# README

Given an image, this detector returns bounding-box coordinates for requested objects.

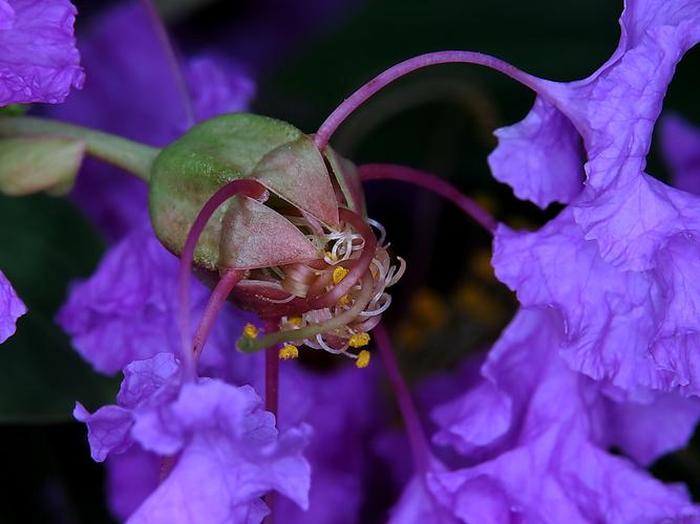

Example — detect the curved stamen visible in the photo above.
[314,50,547,150]
[178,179,266,380]
[359,163,497,234]
[302,208,377,309]
[192,269,244,360]
[374,324,431,473]
[239,275,375,352]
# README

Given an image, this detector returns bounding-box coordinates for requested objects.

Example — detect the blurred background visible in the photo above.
[0,0,698,521]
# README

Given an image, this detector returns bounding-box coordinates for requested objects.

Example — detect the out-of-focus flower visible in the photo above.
[57,225,253,377]
[100,357,383,523]
[49,0,254,240]
[75,352,311,523]
[486,0,700,400]
[388,309,700,522]
[0,0,83,343]
[0,0,83,106]
[0,269,25,343]
[661,114,700,194]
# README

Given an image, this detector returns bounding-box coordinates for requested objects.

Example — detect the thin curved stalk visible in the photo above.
[0,116,158,181]
[314,50,547,150]
[359,163,498,233]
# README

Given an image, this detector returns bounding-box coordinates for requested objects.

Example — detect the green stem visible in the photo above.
[238,275,375,352]
[0,116,159,182]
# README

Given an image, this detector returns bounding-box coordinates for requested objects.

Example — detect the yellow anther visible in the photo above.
[332,266,349,285]
[325,250,337,261]
[348,332,370,348]
[287,316,303,327]
[355,350,371,368]
[279,344,299,360]
[243,323,258,339]
[338,294,351,306]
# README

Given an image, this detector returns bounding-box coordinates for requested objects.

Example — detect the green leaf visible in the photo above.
[0,137,85,196]
[0,194,117,423]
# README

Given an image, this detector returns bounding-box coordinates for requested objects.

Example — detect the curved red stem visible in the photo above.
[192,269,244,360]
[178,179,266,380]
[359,163,497,233]
[374,324,431,473]
[314,50,547,150]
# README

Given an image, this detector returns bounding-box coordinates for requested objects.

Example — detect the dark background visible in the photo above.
[0,0,698,521]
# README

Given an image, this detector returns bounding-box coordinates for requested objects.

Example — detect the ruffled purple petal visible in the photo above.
[418,308,700,522]
[73,402,133,462]
[76,354,311,521]
[0,270,26,343]
[493,210,700,399]
[488,96,584,209]
[129,380,311,522]
[0,0,83,106]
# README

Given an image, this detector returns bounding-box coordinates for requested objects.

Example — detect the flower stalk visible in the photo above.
[0,115,159,181]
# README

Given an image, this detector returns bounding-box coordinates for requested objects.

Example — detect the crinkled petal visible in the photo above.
[116,352,180,409]
[73,402,133,462]
[0,270,26,343]
[493,214,660,398]
[0,0,83,106]
[428,433,698,523]
[423,308,700,522]
[493,210,700,399]
[488,96,584,208]
[129,380,311,522]
[431,381,511,455]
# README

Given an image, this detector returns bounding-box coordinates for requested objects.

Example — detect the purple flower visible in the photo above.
[57,225,254,376]
[48,0,254,240]
[75,353,311,522]
[106,446,160,522]
[485,0,700,399]
[661,114,700,194]
[0,0,83,106]
[389,309,700,522]
[0,269,26,343]
[98,358,383,523]
[274,364,383,524]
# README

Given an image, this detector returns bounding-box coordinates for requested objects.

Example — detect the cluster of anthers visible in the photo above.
[238,214,405,368]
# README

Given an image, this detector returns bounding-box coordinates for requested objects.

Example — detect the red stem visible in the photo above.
[359,163,497,233]
[314,50,547,150]
[263,319,281,524]
[264,320,281,417]
[192,269,244,360]
[265,346,280,416]
[374,324,431,473]
[178,179,266,380]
